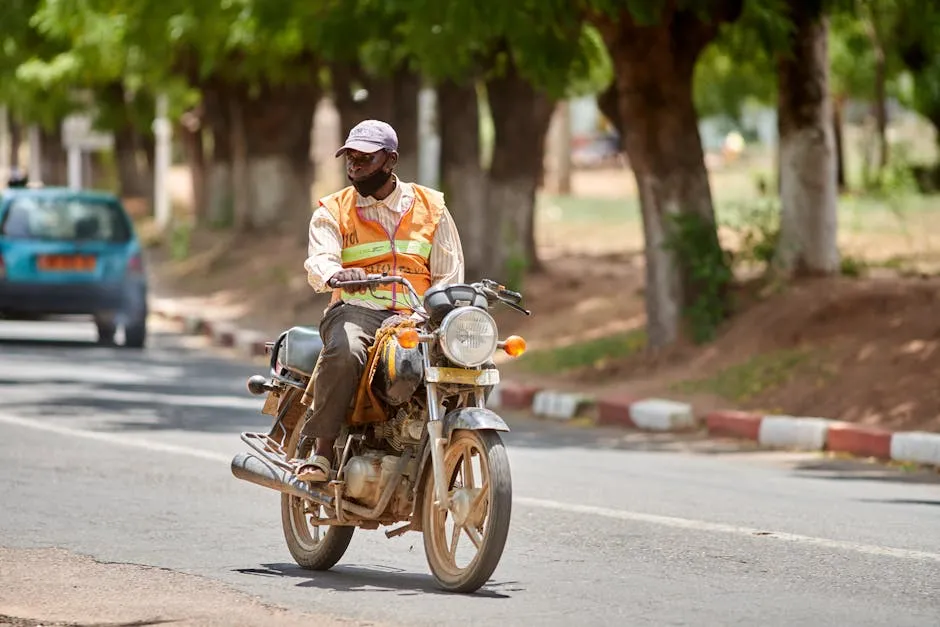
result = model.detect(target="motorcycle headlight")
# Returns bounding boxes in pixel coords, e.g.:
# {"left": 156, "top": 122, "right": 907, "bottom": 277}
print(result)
{"left": 439, "top": 307, "right": 498, "bottom": 368}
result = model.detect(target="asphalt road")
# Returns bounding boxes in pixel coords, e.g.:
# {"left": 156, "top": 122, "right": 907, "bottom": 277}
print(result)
{"left": 1, "top": 317, "right": 939, "bottom": 626}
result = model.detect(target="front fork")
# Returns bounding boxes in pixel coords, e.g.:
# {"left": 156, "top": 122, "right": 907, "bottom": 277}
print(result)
{"left": 425, "top": 376, "right": 490, "bottom": 511}
{"left": 422, "top": 363, "right": 450, "bottom": 510}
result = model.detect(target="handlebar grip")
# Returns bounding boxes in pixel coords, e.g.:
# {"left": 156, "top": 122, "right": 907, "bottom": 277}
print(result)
{"left": 500, "top": 288, "right": 523, "bottom": 303}
{"left": 328, "top": 272, "right": 392, "bottom": 289}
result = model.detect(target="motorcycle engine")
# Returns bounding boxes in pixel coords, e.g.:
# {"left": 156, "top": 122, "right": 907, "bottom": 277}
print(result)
{"left": 372, "top": 402, "right": 426, "bottom": 452}
{"left": 344, "top": 450, "right": 399, "bottom": 508}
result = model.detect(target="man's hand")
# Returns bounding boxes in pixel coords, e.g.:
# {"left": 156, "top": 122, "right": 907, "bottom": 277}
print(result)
{"left": 329, "top": 268, "right": 369, "bottom": 293}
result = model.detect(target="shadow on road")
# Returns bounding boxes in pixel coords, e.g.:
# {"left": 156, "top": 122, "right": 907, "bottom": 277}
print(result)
{"left": 789, "top": 458, "right": 940, "bottom": 485}
{"left": 502, "top": 416, "right": 763, "bottom": 455}
{"left": 234, "top": 562, "right": 522, "bottom": 599}
{"left": 0, "top": 337, "right": 101, "bottom": 349}
{"left": 0, "top": 330, "right": 270, "bottom": 434}
{"left": 857, "top": 498, "right": 940, "bottom": 507}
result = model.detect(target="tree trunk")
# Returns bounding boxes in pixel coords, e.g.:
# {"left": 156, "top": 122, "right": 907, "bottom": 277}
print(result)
{"left": 544, "top": 101, "right": 574, "bottom": 194}
{"left": 101, "top": 82, "right": 150, "bottom": 199}
{"left": 597, "top": 82, "right": 624, "bottom": 143}
{"left": 833, "top": 94, "right": 846, "bottom": 192}
{"left": 438, "top": 80, "right": 488, "bottom": 281}
{"left": 39, "top": 127, "right": 67, "bottom": 186}
{"left": 331, "top": 62, "right": 395, "bottom": 137}
{"left": 203, "top": 78, "right": 319, "bottom": 229}
{"left": 392, "top": 66, "right": 421, "bottom": 182}
{"left": 240, "top": 81, "right": 320, "bottom": 228}
{"left": 594, "top": 8, "right": 737, "bottom": 349}
{"left": 180, "top": 107, "right": 207, "bottom": 225}
{"left": 775, "top": 11, "right": 839, "bottom": 277}
{"left": 114, "top": 125, "right": 149, "bottom": 198}
{"left": 202, "top": 84, "right": 233, "bottom": 226}
{"left": 139, "top": 129, "right": 154, "bottom": 185}
{"left": 485, "top": 66, "right": 555, "bottom": 282}
{"left": 332, "top": 62, "right": 420, "bottom": 182}
{"left": 867, "top": 14, "right": 889, "bottom": 173}
{"left": 229, "top": 99, "right": 250, "bottom": 231}
{"left": 556, "top": 101, "right": 573, "bottom": 195}
{"left": 9, "top": 119, "right": 21, "bottom": 167}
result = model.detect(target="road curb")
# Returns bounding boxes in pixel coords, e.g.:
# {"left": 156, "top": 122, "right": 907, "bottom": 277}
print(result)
{"left": 151, "top": 304, "right": 940, "bottom": 469}
{"left": 703, "top": 410, "right": 940, "bottom": 467}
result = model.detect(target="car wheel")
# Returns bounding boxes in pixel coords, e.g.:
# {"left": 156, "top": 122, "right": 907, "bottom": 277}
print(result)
{"left": 95, "top": 317, "right": 116, "bottom": 345}
{"left": 124, "top": 316, "right": 147, "bottom": 349}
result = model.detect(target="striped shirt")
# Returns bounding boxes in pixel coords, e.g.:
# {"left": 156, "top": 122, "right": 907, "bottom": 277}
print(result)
{"left": 304, "top": 176, "right": 465, "bottom": 310}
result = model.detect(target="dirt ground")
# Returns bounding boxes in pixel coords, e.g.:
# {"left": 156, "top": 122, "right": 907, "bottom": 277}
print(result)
{"left": 0, "top": 547, "right": 375, "bottom": 627}
{"left": 150, "top": 165, "right": 940, "bottom": 434}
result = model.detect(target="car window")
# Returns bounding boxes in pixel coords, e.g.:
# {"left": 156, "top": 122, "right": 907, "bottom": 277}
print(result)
{"left": 0, "top": 197, "right": 131, "bottom": 242}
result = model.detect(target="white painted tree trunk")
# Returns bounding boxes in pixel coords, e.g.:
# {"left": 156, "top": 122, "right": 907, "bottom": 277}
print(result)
{"left": 438, "top": 80, "right": 488, "bottom": 280}
{"left": 207, "top": 163, "right": 232, "bottom": 226}
{"left": 247, "top": 155, "right": 311, "bottom": 227}
{"left": 484, "top": 179, "right": 531, "bottom": 284}
{"left": 775, "top": 14, "right": 839, "bottom": 276}
{"left": 777, "top": 129, "right": 839, "bottom": 274}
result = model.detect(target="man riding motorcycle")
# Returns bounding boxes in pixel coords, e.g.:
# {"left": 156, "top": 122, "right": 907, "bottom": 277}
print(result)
{"left": 296, "top": 119, "right": 465, "bottom": 483}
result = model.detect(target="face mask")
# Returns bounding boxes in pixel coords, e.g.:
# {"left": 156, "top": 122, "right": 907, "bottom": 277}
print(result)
{"left": 349, "top": 167, "right": 392, "bottom": 198}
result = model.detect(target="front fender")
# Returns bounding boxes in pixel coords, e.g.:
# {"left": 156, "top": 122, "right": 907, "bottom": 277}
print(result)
{"left": 442, "top": 407, "right": 510, "bottom": 440}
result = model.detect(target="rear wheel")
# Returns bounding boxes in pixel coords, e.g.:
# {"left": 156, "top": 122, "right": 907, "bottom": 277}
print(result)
{"left": 124, "top": 316, "right": 147, "bottom": 349}
{"left": 95, "top": 317, "right": 116, "bottom": 345}
{"left": 280, "top": 414, "right": 355, "bottom": 570}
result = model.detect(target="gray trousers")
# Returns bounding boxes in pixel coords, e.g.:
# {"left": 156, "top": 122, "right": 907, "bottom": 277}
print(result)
{"left": 300, "top": 303, "right": 394, "bottom": 440}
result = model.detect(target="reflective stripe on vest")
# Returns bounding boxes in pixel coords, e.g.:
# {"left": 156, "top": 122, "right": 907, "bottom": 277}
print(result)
{"left": 341, "top": 240, "right": 433, "bottom": 264}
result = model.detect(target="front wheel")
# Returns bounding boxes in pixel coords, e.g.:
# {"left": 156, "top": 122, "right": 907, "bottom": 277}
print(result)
{"left": 421, "top": 429, "right": 512, "bottom": 593}
{"left": 280, "top": 417, "right": 355, "bottom": 570}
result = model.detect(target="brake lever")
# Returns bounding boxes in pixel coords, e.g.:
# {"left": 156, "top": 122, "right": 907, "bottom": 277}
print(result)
{"left": 504, "top": 300, "right": 531, "bottom": 316}
{"left": 481, "top": 286, "right": 530, "bottom": 315}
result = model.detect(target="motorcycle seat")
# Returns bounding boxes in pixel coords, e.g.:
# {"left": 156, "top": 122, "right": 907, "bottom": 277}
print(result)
{"left": 279, "top": 326, "right": 324, "bottom": 375}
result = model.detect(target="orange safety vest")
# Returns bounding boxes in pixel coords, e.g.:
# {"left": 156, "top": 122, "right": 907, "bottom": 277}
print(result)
{"left": 319, "top": 184, "right": 445, "bottom": 311}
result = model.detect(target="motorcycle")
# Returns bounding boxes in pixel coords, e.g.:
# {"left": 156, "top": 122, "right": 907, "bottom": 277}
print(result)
{"left": 231, "top": 274, "right": 530, "bottom": 593}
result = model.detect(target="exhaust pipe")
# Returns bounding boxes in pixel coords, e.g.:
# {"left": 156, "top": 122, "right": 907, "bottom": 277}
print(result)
{"left": 231, "top": 452, "right": 334, "bottom": 508}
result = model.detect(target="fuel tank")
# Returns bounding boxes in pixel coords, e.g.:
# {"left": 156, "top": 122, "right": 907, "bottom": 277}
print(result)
{"left": 371, "top": 335, "right": 424, "bottom": 406}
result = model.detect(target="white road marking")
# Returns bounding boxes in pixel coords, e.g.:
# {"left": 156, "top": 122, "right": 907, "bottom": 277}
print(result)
{"left": 0, "top": 413, "right": 232, "bottom": 463}
{"left": 3, "top": 411, "right": 940, "bottom": 564}
{"left": 514, "top": 497, "right": 940, "bottom": 563}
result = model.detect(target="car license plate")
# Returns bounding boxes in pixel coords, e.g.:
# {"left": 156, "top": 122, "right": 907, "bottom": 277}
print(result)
{"left": 37, "top": 254, "right": 96, "bottom": 272}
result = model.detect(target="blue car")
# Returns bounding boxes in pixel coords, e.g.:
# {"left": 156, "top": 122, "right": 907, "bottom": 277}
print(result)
{"left": 0, "top": 186, "right": 148, "bottom": 347}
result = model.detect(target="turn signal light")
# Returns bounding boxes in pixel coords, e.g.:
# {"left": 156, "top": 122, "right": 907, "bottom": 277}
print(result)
{"left": 397, "top": 328, "right": 420, "bottom": 349}
{"left": 502, "top": 335, "right": 527, "bottom": 358}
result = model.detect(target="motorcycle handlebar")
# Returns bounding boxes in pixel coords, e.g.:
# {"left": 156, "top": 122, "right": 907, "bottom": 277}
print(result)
{"left": 499, "top": 288, "right": 523, "bottom": 304}
{"left": 327, "top": 273, "right": 401, "bottom": 289}
{"left": 329, "top": 273, "right": 424, "bottom": 311}
{"left": 327, "top": 273, "right": 529, "bottom": 315}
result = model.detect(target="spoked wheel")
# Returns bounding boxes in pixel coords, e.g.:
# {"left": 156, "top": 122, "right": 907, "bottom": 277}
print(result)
{"left": 280, "top": 419, "right": 354, "bottom": 570}
{"left": 421, "top": 429, "right": 512, "bottom": 593}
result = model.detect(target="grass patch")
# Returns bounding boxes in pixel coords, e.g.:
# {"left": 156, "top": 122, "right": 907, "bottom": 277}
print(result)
{"left": 671, "top": 348, "right": 812, "bottom": 402}
{"left": 537, "top": 193, "right": 640, "bottom": 225}
{"left": 515, "top": 329, "right": 647, "bottom": 374}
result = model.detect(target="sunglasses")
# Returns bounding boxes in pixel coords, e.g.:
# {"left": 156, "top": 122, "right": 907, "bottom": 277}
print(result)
{"left": 345, "top": 150, "right": 387, "bottom": 167}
